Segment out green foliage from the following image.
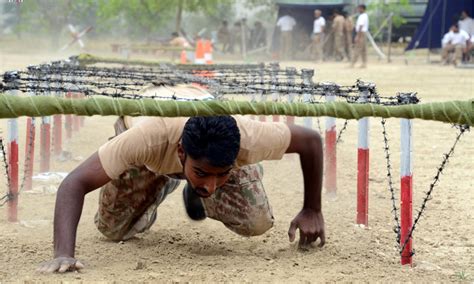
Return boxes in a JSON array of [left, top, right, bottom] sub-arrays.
[[368, 0, 412, 29]]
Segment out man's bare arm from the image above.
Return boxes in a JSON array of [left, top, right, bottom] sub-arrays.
[[285, 124, 325, 248], [38, 152, 110, 273]]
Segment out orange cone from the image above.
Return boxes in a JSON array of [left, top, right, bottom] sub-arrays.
[[194, 39, 205, 64], [204, 40, 213, 64], [180, 50, 187, 64]]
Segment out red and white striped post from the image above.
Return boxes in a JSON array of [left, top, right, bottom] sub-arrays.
[[7, 91, 19, 222], [40, 116, 51, 173], [323, 83, 337, 196], [53, 114, 62, 156], [23, 117, 36, 191], [301, 69, 314, 129], [270, 62, 280, 122], [72, 93, 81, 132], [65, 92, 73, 140], [356, 82, 371, 226], [400, 116, 413, 265], [285, 67, 296, 125], [258, 65, 266, 122]]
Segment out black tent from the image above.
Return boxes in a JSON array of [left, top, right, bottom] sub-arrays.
[[406, 0, 474, 50]]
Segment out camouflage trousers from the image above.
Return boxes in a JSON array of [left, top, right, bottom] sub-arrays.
[[94, 118, 274, 241]]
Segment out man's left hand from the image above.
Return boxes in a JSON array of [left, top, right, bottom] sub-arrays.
[[288, 208, 325, 249]]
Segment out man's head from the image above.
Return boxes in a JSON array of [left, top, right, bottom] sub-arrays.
[[452, 23, 460, 33], [461, 10, 469, 20], [333, 9, 340, 16], [357, 4, 366, 13], [178, 116, 240, 197], [171, 32, 179, 38], [222, 20, 228, 26], [314, 9, 322, 18]]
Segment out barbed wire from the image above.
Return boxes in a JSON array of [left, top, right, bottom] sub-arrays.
[[1, 63, 417, 106], [0, 136, 12, 207], [380, 118, 401, 246], [398, 124, 469, 256]]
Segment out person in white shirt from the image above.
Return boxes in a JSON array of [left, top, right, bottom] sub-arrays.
[[311, 9, 326, 62], [458, 10, 474, 36], [276, 14, 297, 60], [442, 24, 471, 65], [351, 5, 369, 68]]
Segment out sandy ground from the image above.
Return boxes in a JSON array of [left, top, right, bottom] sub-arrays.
[[0, 47, 473, 282]]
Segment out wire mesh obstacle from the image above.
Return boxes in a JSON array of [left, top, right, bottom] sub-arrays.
[[0, 55, 472, 266]]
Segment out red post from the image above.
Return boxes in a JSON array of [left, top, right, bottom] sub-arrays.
[[285, 67, 297, 126], [65, 92, 73, 140], [40, 117, 51, 173], [7, 114, 19, 222], [324, 87, 337, 196], [400, 118, 413, 265], [356, 84, 370, 226], [53, 115, 62, 156], [23, 117, 36, 191]]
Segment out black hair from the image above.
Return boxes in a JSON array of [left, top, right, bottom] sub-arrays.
[[171, 32, 179, 37], [358, 4, 366, 11], [182, 116, 240, 167]]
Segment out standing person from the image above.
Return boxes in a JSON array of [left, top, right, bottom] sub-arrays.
[[351, 5, 369, 68], [312, 9, 326, 62], [332, 10, 345, 61], [343, 12, 354, 61], [36, 85, 326, 273], [229, 21, 243, 55], [217, 21, 231, 53], [276, 14, 296, 60], [441, 24, 470, 65], [458, 10, 474, 36], [250, 21, 267, 49]]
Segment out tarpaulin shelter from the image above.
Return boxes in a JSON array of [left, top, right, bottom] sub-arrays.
[[406, 0, 474, 50]]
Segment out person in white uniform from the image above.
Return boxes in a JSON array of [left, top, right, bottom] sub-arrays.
[[351, 5, 369, 68], [458, 10, 474, 36], [312, 9, 326, 62], [441, 24, 471, 65], [276, 14, 297, 60]]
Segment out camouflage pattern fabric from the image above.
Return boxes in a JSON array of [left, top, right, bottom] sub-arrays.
[[95, 117, 273, 241], [202, 163, 274, 236]]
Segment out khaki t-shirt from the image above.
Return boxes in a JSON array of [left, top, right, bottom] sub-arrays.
[[98, 116, 291, 179]]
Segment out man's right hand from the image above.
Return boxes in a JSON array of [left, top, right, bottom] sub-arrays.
[[37, 257, 84, 273]]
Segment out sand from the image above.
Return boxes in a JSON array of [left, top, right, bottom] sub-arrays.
[[0, 48, 473, 282]]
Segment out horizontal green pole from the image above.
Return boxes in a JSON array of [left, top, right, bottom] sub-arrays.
[[0, 94, 472, 126], [76, 53, 167, 67]]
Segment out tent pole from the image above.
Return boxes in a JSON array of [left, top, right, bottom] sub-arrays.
[[427, 0, 433, 63]]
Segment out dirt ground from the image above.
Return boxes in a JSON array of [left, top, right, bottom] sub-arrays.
[[0, 46, 473, 282]]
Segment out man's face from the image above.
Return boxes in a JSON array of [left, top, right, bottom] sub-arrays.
[[315, 11, 321, 18], [461, 12, 467, 20], [178, 146, 233, 198], [357, 7, 364, 14], [453, 26, 459, 33]]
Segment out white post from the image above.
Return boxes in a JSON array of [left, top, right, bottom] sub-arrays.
[[323, 83, 337, 196], [301, 69, 314, 129], [270, 62, 280, 122]]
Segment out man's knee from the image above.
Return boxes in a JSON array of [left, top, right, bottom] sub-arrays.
[[226, 209, 274, 236]]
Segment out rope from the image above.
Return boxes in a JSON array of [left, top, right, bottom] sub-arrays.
[[0, 95, 472, 125]]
